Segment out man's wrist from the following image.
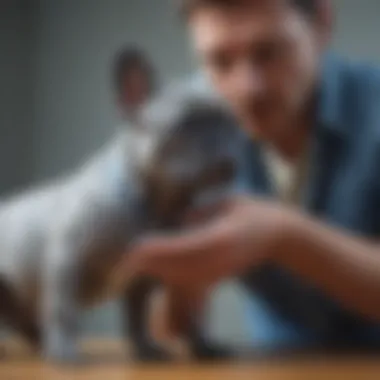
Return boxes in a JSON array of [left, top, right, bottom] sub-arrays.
[[271, 206, 308, 265]]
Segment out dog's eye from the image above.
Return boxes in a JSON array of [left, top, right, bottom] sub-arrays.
[[161, 137, 185, 156]]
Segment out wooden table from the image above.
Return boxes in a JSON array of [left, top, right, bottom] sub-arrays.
[[1, 340, 380, 380]]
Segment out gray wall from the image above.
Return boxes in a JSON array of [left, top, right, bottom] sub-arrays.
[[0, 0, 34, 194], [333, 0, 380, 61], [2, 0, 380, 345]]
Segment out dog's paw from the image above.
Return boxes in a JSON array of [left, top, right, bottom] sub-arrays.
[[192, 342, 234, 361], [42, 335, 82, 366], [0, 345, 6, 360], [43, 348, 82, 366], [134, 343, 173, 362]]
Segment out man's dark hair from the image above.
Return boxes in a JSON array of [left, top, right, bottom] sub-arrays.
[[113, 46, 157, 97], [179, 0, 319, 19]]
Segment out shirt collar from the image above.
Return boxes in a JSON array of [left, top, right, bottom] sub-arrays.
[[315, 51, 349, 139]]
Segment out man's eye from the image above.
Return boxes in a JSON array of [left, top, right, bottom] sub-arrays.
[[253, 41, 283, 65], [209, 54, 234, 73]]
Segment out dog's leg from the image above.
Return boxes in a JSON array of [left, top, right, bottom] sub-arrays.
[[122, 278, 171, 362], [187, 319, 234, 361], [164, 286, 234, 361], [42, 239, 84, 365], [0, 279, 41, 350]]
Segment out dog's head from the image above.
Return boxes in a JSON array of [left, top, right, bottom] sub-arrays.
[[137, 84, 245, 224]]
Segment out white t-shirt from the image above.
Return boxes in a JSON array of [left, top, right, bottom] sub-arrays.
[[262, 145, 309, 206]]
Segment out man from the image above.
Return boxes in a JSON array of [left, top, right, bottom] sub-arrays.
[[113, 46, 157, 123], [126, 0, 380, 351]]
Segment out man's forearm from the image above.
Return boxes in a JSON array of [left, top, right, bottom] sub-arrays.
[[277, 212, 380, 321]]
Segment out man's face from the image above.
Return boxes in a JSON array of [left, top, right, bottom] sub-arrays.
[[188, 1, 330, 141]]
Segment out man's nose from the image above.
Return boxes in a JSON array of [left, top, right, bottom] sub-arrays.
[[232, 63, 265, 101]]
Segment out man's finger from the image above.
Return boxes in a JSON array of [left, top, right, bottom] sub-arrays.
[[127, 216, 233, 276], [183, 197, 236, 226], [136, 218, 231, 257]]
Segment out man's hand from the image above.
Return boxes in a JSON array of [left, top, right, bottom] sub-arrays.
[[125, 195, 380, 320], [125, 196, 296, 288]]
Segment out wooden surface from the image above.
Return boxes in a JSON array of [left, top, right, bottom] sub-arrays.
[[1, 340, 380, 380]]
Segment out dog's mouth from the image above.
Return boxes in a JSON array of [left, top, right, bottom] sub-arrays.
[[142, 156, 237, 227], [197, 158, 236, 189], [183, 158, 236, 210]]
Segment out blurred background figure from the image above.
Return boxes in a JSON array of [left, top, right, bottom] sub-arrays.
[[113, 46, 158, 124]]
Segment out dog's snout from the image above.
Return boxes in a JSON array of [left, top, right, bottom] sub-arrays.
[[216, 158, 237, 181], [201, 158, 237, 187]]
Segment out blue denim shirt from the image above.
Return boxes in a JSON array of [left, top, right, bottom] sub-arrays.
[[238, 52, 380, 350]]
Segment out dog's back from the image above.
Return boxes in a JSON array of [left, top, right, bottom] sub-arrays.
[[0, 129, 143, 301]]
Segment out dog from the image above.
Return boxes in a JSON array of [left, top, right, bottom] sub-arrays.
[[0, 84, 247, 364]]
